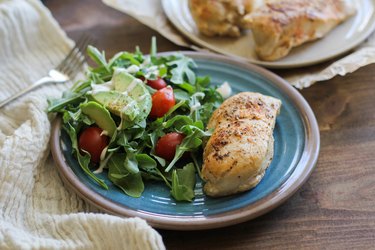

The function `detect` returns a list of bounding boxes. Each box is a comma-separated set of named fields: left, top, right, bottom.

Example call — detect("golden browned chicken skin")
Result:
left=202, top=92, right=281, bottom=197
left=242, top=0, right=356, bottom=60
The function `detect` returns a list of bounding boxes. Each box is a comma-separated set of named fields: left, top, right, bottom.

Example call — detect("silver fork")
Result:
left=0, top=35, right=91, bottom=108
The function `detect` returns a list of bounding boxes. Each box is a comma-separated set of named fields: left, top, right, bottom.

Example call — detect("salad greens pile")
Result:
left=48, top=38, right=224, bottom=202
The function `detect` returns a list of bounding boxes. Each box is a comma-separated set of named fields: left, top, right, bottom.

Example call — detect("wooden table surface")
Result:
left=45, top=0, right=375, bottom=249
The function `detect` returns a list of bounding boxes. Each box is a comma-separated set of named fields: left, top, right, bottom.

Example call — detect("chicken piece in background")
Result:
left=202, top=92, right=281, bottom=197
left=243, top=0, right=356, bottom=61
left=188, top=0, right=259, bottom=37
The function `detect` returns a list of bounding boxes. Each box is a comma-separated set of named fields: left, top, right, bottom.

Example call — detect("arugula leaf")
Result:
left=163, top=100, right=186, bottom=118
left=87, top=45, right=110, bottom=73
left=71, top=80, right=92, bottom=93
left=47, top=91, right=83, bottom=112
left=163, top=115, right=193, bottom=130
left=108, top=51, right=141, bottom=69
left=62, top=108, right=94, bottom=127
left=167, top=55, right=197, bottom=85
left=141, top=167, right=172, bottom=188
left=108, top=154, right=144, bottom=197
left=191, top=152, right=202, bottom=179
left=134, top=46, right=143, bottom=61
left=124, top=152, right=139, bottom=174
left=117, top=132, right=141, bottom=174
left=136, top=154, right=172, bottom=187
left=173, top=89, right=190, bottom=101
left=158, top=65, right=167, bottom=78
left=135, top=154, right=157, bottom=169
left=196, top=76, right=211, bottom=88
left=148, top=127, right=166, bottom=167
left=165, top=125, right=211, bottom=172
left=178, top=83, right=196, bottom=94
left=170, top=163, right=196, bottom=201
left=203, top=87, right=224, bottom=108
left=150, top=36, right=157, bottom=58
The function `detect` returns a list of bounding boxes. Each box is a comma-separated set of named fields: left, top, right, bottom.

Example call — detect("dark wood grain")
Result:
left=44, top=0, right=375, bottom=249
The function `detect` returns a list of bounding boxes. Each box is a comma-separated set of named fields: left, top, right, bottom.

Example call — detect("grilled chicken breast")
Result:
left=202, top=92, right=281, bottom=197
left=243, top=0, right=356, bottom=61
left=189, top=0, right=255, bottom=37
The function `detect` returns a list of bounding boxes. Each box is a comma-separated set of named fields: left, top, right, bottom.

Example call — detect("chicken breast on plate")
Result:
left=202, top=92, right=281, bottom=197
left=243, top=0, right=356, bottom=61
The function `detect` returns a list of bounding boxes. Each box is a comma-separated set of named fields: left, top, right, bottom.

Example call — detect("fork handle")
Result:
left=0, top=77, right=53, bottom=108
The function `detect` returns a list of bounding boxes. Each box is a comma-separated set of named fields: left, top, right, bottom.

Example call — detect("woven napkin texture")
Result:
left=0, top=0, right=165, bottom=249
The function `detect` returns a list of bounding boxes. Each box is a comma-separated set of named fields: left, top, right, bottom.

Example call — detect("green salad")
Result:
left=48, top=38, right=225, bottom=202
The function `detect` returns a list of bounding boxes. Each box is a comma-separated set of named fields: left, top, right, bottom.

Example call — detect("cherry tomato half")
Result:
left=146, top=77, right=167, bottom=90
left=138, top=76, right=167, bottom=90
left=155, top=132, right=185, bottom=162
left=78, top=127, right=109, bottom=164
left=149, top=86, right=175, bottom=118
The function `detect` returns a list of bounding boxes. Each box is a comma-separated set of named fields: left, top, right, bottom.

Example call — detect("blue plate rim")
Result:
left=50, top=51, right=320, bottom=230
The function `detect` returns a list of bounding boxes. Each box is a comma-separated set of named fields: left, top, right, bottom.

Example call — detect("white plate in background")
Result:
left=162, top=0, right=375, bottom=68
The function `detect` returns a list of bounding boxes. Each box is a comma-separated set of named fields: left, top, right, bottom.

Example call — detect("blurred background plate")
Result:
left=50, top=52, right=320, bottom=230
left=162, top=0, right=375, bottom=68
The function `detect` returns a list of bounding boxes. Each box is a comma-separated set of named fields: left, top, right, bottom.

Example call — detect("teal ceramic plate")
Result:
left=51, top=52, right=320, bottom=230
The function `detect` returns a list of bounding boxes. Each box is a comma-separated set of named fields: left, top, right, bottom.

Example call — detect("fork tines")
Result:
left=56, top=35, right=93, bottom=80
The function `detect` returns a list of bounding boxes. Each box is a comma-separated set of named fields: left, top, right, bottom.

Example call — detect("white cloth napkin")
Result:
left=103, top=0, right=375, bottom=89
left=0, top=0, right=165, bottom=249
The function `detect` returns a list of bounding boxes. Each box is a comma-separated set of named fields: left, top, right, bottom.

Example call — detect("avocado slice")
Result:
left=81, top=101, right=117, bottom=137
left=112, top=68, right=152, bottom=119
left=90, top=91, right=141, bottom=126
